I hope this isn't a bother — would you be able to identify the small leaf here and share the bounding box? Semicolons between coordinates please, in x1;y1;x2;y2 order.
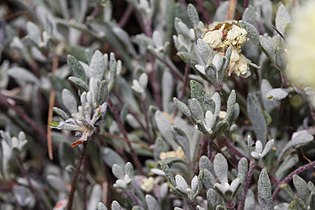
293;175;309;200
244;190;255;210
97;202;108;210
62;89;77;114
189;98;204;121
155;111;177;149
87;185;102;210
261;139;274;158
112;164;124;179
146;194;160;210
53;107;69;120
266;88;291;100
102;148;125;168
213;153;228;184
187;4;199;27
190;80;205;106
67;55;87;81
173;98;192;119
237;158;248;183
68;76;89;91
275;154;299;179
279;131;314;159
175;174;189;193
90;50;105;79
172;126;190;159
162;71;174;112
239;21;260;47
275;4;291;34
197;39;215;64
207;188;223;210
258;169;273;210
47;175;67;192
8;67;40;86
111;200;122;210
247;93;267;144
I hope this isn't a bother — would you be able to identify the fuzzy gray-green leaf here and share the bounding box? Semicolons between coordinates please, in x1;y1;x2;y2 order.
67;55;87;81
173;98;192;119
214;153;228;184
90;50;105;79
62;89;77;114
247;93;267;144
258;169;273;210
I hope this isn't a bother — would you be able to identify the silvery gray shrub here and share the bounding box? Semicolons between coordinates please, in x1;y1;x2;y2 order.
0;1;314;210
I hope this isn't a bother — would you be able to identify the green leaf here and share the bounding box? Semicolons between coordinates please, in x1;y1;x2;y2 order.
275;154;299;180
207;188;223;210
146;194;160;210
197;39;215;64
68;76;89;91
213;153;228;184
190;80;205;106
189;98;204;121
111;201;122;210
279;131;314;159
247;93;267;144
293;175;309;201
90;50;106;79
239;21;260;47
172;126;190;159
258;169;273;210
102;148;125;168
67;55;87;81
244;190;255;210
53;107;69;120
97;202;108;210
62;89;78;114
154;111;177;149
8;67;40;86
177;52;195;64
174;98;191;118
275;4;291;35
49;122;60;127
162;70;174;113
237;158;248;183
187;4;199;27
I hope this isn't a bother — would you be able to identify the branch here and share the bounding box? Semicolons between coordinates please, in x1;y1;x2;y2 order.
237;160;255;210
0;94;46;146
227;0;237;20
67;143;87;210
272;160;315;199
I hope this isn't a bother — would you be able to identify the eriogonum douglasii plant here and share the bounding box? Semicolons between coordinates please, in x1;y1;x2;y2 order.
0;0;315;210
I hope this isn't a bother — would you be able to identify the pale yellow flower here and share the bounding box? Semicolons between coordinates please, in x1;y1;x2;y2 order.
141;177;155;192
286;1;315;88
203;25;224;49
225;24;248;47
159;147;185;160
202;21;252;77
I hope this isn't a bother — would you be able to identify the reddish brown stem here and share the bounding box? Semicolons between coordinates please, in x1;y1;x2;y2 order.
67;143;87;210
273;160;315;199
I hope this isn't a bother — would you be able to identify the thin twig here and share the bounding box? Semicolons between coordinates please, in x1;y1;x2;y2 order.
272;160;315;199
108;98;144;174
150;53;184;81
0;94;46;146
243;0;249;9
227;0;237;20
47;56;58;160
237;160;255;210
118;4;134;28
67;143;88;210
